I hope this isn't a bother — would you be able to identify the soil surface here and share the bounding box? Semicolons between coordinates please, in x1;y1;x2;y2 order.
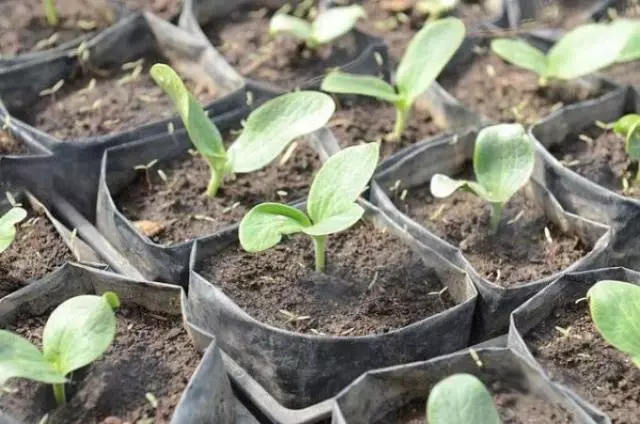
0;0;113;57
22;56;218;140
330;97;442;158
116;136;321;245
0;205;74;300
204;6;365;90
0;305;199;424
619;0;640;18
390;169;589;285
199;220;456;336
125;0;184;19
516;0;604;31
0;128;27;155
602;60;640;88
526;294;640;423
440;52;600;125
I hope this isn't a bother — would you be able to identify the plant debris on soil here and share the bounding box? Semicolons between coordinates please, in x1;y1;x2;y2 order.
124;0;184;20
517;0;603;31
0;128;27;155
526;296;640;424
199;220;456;336
115;136;321;245
0;305;200;424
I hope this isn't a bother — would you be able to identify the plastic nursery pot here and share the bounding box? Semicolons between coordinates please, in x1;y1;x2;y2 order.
507;267;640;423
371;128;612;341
183;199;478;423
330;347;598;424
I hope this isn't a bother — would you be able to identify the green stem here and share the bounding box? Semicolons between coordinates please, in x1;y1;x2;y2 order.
635;167;640;186
312;236;326;272
489;202;502;234
205;165;223;197
391;104;410;141
52;383;66;405
43;0;59;26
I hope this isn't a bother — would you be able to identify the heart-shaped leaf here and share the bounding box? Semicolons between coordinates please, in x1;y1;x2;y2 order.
0;207;27;254
269;14;312;41
491;39;548;77
427;374;502;424
303;203;364;236
321;72;402;103
239;203;311;252
312;5;365;46
0;331;66;388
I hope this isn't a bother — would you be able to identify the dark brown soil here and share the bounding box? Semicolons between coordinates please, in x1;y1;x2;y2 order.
329;97;442;158
22;57;218;140
124;0;184;20
204;6;364;90
0;0;113;57
116;136;321;245
602;61;640;87
439;53;600;125
0;205;74;300
618;0;640;18
525;295;640;423
390;170;589;285
198;220;456;336
517;0;603;31
0;128;27;155
0;305;200;424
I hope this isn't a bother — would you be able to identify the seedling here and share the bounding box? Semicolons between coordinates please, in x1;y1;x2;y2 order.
613;114;640;184
269;5;366;49
430;124;535;233
43;0;59;26
491;21;633;86
587;280;640;367
0;207;27;253
239;143;379;272
0;292;120;405
150;64;335;197
427;373;502;424
321;17;465;140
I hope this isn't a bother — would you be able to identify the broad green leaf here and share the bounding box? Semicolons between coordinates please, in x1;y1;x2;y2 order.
239;203;311;252
307;143;379;224
617;20;640;63
150;64;226;162
548;22;633;80
303;203;364;236
0;207;27;253
311;5;366;45
613;114;640;137
427;374;502;424
490;39;547;77
42;294;117;376
588;280;640;367
0;331;66;388
474;124;534;204
430;174;490;200
396;17;465;105
269;14;312;42
626;122;640;161
321;72;402;103
228;91;335;173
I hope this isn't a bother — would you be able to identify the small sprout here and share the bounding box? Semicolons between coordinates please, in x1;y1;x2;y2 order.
613;114;640;184
150;64;335;197
145;392;159;408
430;124;535;234
587;280;640;366
555;326;571;337
0;207;27;253
43;0;59;26
0;292;119;405
321;18;465;140
269;5;365;50
134;159;159;189
426;374;501;424
491;21;634;86
239;143;380;272
416;0;459;20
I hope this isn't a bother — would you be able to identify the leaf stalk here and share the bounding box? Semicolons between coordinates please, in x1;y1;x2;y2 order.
53;382;66;405
312;235;327;272
391;103;410;141
43;0;59;26
490;202;502;234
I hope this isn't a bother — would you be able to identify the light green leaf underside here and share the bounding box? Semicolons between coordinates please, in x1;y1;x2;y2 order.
427;374;502;424
239;203;311;252
0;207;27;253
303;203;364;236
312;5;365;45
321;72;401;103
0;331;66;388
269;14;312;41
491;39;547;76
614;114;640;137
430;174;491;200
617;19;640;63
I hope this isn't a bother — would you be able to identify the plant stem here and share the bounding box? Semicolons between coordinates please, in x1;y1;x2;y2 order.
205;166;223;197
43;0;59;26
391;104;410;141
312;235;326;272
635;168;640;186
489;202;502;234
52;383;66;405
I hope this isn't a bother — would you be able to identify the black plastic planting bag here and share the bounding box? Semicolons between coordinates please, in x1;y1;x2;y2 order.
331;347;598;424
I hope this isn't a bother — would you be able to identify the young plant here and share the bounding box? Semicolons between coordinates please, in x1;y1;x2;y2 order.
239;143;379;272
0;292;120;405
587;280;640;367
430;124;535;233
43;0;59;26
613;114;640;184
150;64;335;197
321;17;465;140
491;21;634;86
427;374;502;424
269;5;366;49
0;207;27;253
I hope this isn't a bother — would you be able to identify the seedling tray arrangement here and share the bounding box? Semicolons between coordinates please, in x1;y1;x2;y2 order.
1;0;640;423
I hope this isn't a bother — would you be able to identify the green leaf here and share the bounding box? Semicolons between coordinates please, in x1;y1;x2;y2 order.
626;122;640;162
430;174;490;199
42;294;117;376
321;72;402;103
269;14;312;42
617;20;640;63
396;17;465;106
613;114;640;137
547;22;633;80
303;203;364;236
427;374;502;424
239;203;311;252
0;207;27;254
228;91;335;173
311;5;366;46
588;280;640;367
416;0;460;16
307;143;379;225
0;331;66;388
490;39;547;77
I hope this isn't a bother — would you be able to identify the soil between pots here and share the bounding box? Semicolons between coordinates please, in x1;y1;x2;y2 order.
198;219;456;336
0;129;27;155
115;137;321;245
524;295;640;423
0;305;200;424
124;0;184;20
601;60;640;88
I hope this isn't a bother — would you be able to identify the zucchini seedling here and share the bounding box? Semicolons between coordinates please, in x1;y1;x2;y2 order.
239;143;379;272
269;5;366;50
613;113;640;184
0;292;120;405
427;374;502;424
43;0;59;26
587;280;640;367
321;17;465;140
430;124;535;233
491;21;633;86
150;64;335;197
0;207;27;253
